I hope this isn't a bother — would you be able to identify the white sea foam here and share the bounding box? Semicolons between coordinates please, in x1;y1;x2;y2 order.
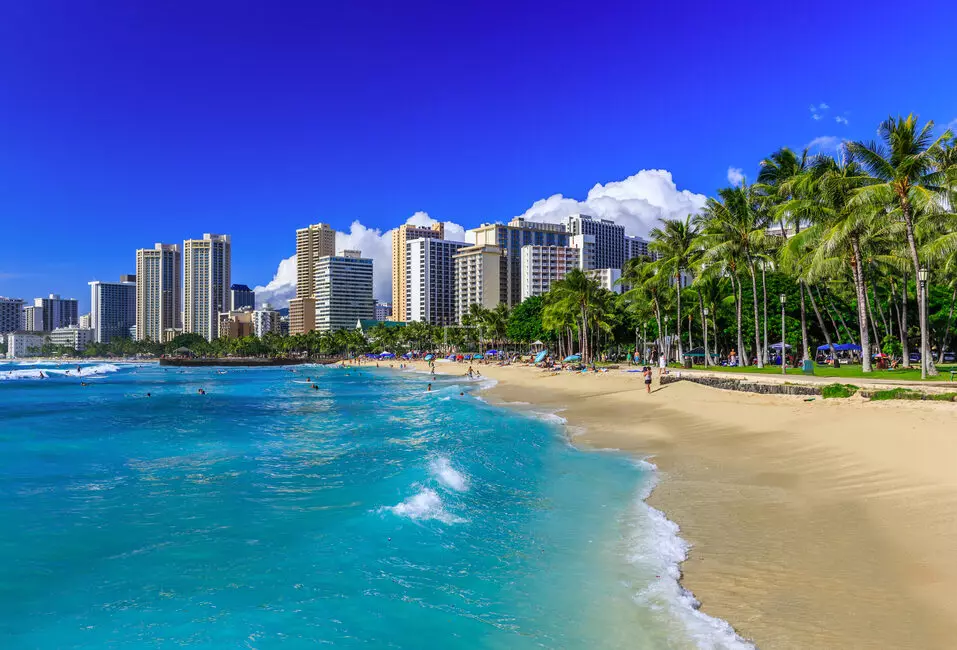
627;464;756;649
0;363;122;381
385;487;463;524
429;456;468;492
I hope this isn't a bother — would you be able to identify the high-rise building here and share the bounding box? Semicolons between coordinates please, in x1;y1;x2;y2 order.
184;234;231;341
21;305;43;331
520;245;581;301
89;276;136;343
453;244;507;323
470;217;569;306
253;304;282;337
626;235;651;261
569;234;597;270
32;294;79;331
78;314;92;329
374;301;392;321
588;268;624;294
290;223;336;334
406;238;467;326
392;222;444;322
315;250;374;331
0;297;23;334
136;243;182;342
563;214;626;271
217;308;254;339
230;284;255;311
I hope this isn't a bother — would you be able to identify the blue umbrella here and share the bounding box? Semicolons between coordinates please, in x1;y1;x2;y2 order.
424;354;434;361
473;353;484;360
486;349;499;355
379;352;395;358
534;350;548;363
563;354;581;363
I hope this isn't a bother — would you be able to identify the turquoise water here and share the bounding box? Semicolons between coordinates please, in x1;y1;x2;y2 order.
0;362;750;648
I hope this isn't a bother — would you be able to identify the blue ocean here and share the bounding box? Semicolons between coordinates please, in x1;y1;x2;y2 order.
0;362;750;649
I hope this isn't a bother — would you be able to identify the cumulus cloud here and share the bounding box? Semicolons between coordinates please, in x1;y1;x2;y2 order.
835;116;849;125
727;167;745;186
514;169;706;238
255;169;706;306
806;135;842;152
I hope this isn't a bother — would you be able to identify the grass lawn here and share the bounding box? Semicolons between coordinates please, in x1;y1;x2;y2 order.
679;363;957;382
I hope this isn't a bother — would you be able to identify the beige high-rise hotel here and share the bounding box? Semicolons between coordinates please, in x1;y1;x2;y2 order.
391;222;444;322
183;234;231;341
289;223;336;334
135;243;182;342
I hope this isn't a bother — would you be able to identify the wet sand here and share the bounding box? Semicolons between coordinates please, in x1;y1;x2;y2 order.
409;361;957;649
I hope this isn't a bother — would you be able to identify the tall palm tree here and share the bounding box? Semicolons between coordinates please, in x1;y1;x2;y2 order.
546;269;603;363
649;215;700;360
848;114;952;375
698;183;771;366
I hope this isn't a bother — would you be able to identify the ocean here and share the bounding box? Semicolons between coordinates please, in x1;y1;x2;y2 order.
0;362;751;648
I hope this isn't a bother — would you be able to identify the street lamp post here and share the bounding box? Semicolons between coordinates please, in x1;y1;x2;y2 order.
634;326;639;365
780;294;787;375
918;267;928;380
664;315;670;364
703;307;710;367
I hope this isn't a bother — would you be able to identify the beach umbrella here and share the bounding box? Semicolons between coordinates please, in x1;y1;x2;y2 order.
768;342;792;350
563;354;581;363
485;350;499;355
379;352;395;358
534;350;548;363
424;354;434;361
473;353;484;360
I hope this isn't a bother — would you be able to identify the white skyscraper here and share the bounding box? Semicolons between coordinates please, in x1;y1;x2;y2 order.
453;244;507;323
563;214;626;271
406;238;467;325
252;304;282;337
520;245;581;301
184;234;231;341
315;250;374;331
89;275;137;343
136;243;182;342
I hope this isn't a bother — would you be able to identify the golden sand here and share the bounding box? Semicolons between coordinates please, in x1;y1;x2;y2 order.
406;360;957;649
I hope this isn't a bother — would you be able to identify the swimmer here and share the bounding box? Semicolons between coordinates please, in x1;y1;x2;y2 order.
146;392;151;397
80;382;88;387
313;384;318;390
427;383;432;392
459;392;464;396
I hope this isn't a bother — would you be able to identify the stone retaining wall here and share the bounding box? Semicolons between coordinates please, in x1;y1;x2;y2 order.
661;374;821;396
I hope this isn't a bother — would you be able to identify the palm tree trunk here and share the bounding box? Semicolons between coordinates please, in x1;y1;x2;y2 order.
748;261;764;368
900;201;937;375
762;263;768;364
850;238;873;372
675;276;683;360
799;281;810;361
732;273;746;365
937;286;957;364
697;290;707;365
901;273;910;367
807;283;836;359
866;287;881;354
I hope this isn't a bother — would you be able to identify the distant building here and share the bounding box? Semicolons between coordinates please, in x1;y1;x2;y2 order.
520;245;581;301
406;238;467;326
626;235;651;261
291;223;337;334
136;243;182;342
253;304;281;338
392;222;444;322
184;234;231;341
31;294;79;331
0;297;24;334
48;326;95;352
230;284;255;311
218;308;254;339
315;250;374;331
569;234;597;270
588;268;624;294
89;276;137;343
78;314;92;329
563;214;626;271
374;301;392;321
21;305;43;331
6;332;46;359
469;218;569;306
453;244;507;323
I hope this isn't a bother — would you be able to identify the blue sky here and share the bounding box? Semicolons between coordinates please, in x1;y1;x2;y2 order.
2;0;956;309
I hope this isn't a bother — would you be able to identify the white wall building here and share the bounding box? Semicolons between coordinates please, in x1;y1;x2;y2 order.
89;275;137;343
569;234;597;271
27;294;79;331
564;214;626;271
588;268;624;294
6;332;47;359
315;250;374;331
136;243;182;342
184;234;231;341
453;244;507;322
520;245;581;301
21;305;43;331
0;297;24;334
252;304;282;338
48;326;95;352
406;238;467;325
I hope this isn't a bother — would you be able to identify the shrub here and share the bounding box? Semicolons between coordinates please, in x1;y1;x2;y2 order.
821;383;858;399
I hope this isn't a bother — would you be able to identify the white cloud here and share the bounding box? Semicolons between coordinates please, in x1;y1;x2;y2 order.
835;116;849;125
254;169;706;307
513;169;706;238
727;167;745;186
806;135;842;153
812;113;823;121
819;103;829;110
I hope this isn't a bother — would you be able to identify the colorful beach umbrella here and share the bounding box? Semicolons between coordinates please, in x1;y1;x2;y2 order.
563;354;581;362
534;350;548;363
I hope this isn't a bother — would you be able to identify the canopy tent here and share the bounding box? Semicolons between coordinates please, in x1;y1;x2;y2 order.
172;347;194;356
816;343;862;351
531;340;544;346
534;350;548;364
563;354;581;363
682;346;707;358
769;342;792;350
485;350;499;356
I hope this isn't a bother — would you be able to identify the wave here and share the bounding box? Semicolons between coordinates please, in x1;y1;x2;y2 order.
384;487;464;524
627;462;755;649
0;363;122;381
429;456;468;492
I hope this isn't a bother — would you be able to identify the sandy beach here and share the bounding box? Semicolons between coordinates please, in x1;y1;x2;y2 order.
406;360;957;649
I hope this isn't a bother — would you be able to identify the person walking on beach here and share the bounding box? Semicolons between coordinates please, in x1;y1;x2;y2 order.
658;354;666;377
642;366;652;393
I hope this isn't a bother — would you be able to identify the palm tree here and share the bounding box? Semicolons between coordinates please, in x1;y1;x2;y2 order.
649;215;700;360
547;268;603;363
848;114;953;376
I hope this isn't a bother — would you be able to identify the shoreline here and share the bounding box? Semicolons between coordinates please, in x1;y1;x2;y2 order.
401;359;957;649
